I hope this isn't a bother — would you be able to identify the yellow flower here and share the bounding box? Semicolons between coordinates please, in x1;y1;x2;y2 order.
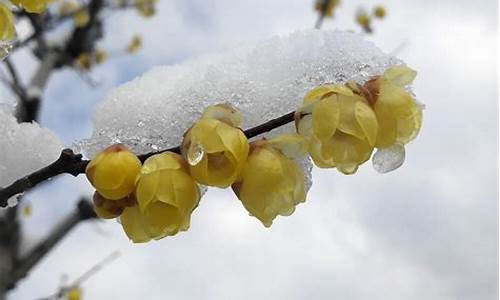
11;0;51;13
66;287;82;300
131;152;200;241
359;65;422;148
135;0;156;17
73;9;90;27
356;11;371;27
373;5;386;18
295;84;378;174
0;3;15;42
92;191;134;219
127;35;142;54
59;0;79;16
85;144;142;200
182;104;249;188
94;49;108;64
355;10;372;33
22;203;32;217
314;0;341;17
232;135;307;227
76;53;92;70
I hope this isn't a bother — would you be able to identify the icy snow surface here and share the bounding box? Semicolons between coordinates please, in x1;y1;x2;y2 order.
80;30;403;190
0;105;63;187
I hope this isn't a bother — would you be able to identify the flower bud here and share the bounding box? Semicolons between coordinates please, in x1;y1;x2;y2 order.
132;152;200;240
232;136;306;227
85;144;142;200
373;5;386;18
182;105;249;188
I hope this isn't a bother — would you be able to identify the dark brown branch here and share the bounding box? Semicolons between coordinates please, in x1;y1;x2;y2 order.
0;111;296;207
7;199;96;289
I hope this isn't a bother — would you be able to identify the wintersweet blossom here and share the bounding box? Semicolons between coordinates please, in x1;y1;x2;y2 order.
295;84;378;174
355;65;422;149
182;104;249;188
232;135;307;227
85;144;142;200
134;152;200;240
0;3;15;41
11;0;51;13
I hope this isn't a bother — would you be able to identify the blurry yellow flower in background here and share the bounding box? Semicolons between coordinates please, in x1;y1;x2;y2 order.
0;3;16;41
296;84;378;174
314;0;341;17
65;287;82;300
76;53;92;70
373;5;386;18
135;0;157;17
232;135;307;227
11;0;51;13
182;104;249;188
127;35;142;53
94;49;108;64
132;152;200;241
85;144;142;200
355;9;372;33
73;9;90;27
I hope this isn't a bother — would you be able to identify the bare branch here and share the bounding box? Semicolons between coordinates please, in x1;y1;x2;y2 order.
0;111;296;207
7;199;96;289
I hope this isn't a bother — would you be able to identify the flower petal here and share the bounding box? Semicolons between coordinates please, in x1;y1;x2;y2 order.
312;95;340;141
354;100;378;146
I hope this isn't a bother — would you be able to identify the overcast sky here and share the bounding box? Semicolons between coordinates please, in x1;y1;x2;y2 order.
3;0;498;299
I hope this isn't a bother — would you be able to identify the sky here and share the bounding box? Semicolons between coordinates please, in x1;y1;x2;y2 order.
2;0;498;299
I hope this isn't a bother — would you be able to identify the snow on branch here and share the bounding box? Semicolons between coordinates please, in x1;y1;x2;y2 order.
0;30;403;207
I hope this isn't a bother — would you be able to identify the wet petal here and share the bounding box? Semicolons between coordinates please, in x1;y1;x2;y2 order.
312;96;340;141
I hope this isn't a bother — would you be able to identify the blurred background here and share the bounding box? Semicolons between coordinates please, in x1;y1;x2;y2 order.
1;0;497;299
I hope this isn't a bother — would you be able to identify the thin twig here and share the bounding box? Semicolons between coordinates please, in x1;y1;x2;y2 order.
7;199;96;289
0;111;296;207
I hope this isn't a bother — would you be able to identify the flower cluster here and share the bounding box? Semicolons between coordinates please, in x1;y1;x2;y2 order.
295;65;422;173
85;66;422;242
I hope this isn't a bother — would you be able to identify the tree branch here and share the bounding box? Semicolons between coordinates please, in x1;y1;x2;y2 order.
0;111;296;207
7;199;96;290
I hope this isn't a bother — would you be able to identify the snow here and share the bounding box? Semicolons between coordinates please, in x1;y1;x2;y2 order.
79;29;404;191
0;105;63;188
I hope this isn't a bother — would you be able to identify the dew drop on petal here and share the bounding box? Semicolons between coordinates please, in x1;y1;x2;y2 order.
187;140;204;166
372;144;405;173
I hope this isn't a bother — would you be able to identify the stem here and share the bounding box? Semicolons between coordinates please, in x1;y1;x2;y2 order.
8;199;96;288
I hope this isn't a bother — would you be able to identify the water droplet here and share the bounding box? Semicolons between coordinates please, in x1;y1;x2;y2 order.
372;144;405;173
187;140;204;166
0;40;14;61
